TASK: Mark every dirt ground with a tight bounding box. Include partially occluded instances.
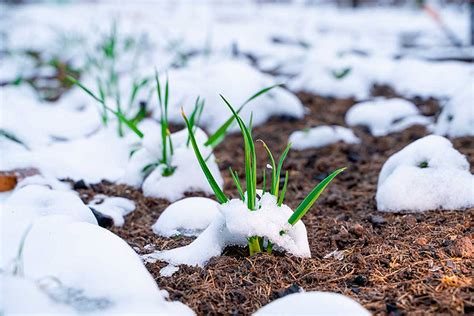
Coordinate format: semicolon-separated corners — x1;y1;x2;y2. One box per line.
76;90;473;315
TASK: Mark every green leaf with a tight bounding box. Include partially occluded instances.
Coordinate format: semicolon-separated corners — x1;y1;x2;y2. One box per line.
258;140;277;195
220;95;257;210
68;76;143;138
204;84;280;149
275;143;291;198
182;109;228;204
278;170;289;207
332;67;352;80
229;167;245;200
288;167;346;225
67;76;101;103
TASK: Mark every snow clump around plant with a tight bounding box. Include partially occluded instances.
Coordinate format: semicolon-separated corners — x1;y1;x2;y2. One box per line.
376;135;474;212
121;119;223;202
146;193;310;267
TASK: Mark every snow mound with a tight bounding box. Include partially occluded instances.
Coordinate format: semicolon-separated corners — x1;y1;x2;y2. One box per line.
122;120;223;202
152;197;220;237
0;86;101;149
345;98;431;136
0;184;96;270
19;215;194;315
157;60;305;133
253;291;370;316
377;135;474;212
1;125;135;184
434;88;474;138
88;195;136;227
146;193;310;267
1;275;76;315
289;125;360;150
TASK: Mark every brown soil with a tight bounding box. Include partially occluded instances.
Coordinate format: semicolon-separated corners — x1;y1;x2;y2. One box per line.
75;92;473;315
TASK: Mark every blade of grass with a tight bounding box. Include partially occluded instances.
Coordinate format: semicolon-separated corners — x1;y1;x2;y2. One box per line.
258;140;277;195
68;76;143;138
229;167;245;200
278;170;289;206
221;94;257;210
205;84;280;148
288;167;346;225
182;108;228;204
274;143;292;198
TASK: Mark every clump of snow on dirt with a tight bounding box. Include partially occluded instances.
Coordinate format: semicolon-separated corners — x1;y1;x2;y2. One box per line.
88;195;135;227
0;184;97;270
159;265;180;277
152;197;220;237
0;85;101;149
1;125;135;184
156;60;305;133
289;55;472;101
377;135;474;212
17;215;194;315
122;120;223;202
434;88;474;138
145;193;310;267
345;98;431;136
289;125;360;150
253;291;370;316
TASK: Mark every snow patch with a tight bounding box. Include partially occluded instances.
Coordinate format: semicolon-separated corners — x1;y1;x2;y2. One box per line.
88;195;136;227
155;60;305;133
253;291;370;316
289;125;360;150
376;135;474;212
152;197;220;237
345;98;431;136
20;215;194;315
434;88;474;138
122;121;224;202
146;193;310;267
0;184;96;270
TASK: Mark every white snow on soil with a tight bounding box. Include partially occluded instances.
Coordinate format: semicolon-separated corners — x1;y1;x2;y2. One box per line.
121;120;224;202
88;195;136;227
345;98;432;137
253;291;370;316
377;135;474;212
17;215;194;315
152;197;220;237
0;184;97;270
155;60;305;133
289;125;360;150
434;88;474;138
145;193;310;267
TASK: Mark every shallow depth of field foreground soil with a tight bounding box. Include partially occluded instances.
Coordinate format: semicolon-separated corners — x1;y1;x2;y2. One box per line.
76;92;474;315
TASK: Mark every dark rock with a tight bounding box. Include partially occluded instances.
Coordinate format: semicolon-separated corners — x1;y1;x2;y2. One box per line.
90;207;113;228
353;275;368;286
73;179;88;190
386;302;401;316
277;284;303;298
346;150;361;163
